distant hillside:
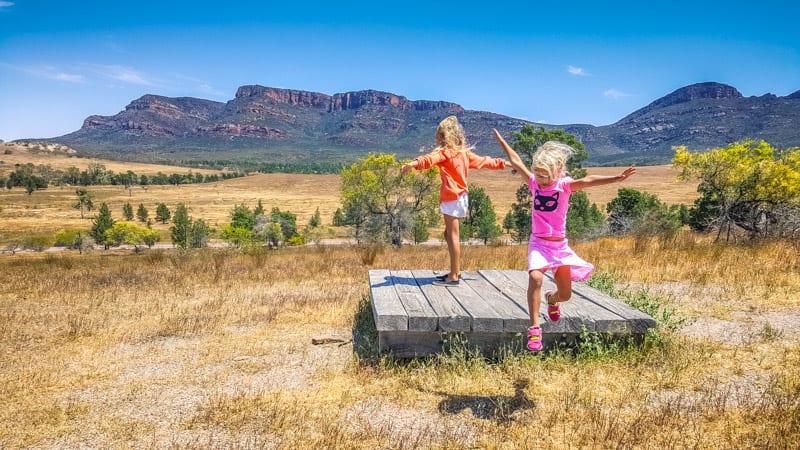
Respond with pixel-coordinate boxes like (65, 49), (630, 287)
(43, 82), (800, 166)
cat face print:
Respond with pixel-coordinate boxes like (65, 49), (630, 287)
(534, 190), (559, 212)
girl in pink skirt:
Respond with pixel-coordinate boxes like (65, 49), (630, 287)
(493, 129), (636, 351)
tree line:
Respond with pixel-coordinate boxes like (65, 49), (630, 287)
(8, 127), (797, 253)
(1, 162), (245, 195)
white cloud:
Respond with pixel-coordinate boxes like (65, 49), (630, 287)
(89, 64), (156, 86)
(567, 65), (589, 76)
(603, 89), (632, 99)
(0, 2), (15, 8)
(7, 64), (85, 83)
(52, 73), (85, 83)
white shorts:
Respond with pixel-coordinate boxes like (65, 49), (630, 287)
(440, 192), (469, 218)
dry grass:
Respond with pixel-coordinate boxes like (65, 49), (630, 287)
(1, 237), (798, 449)
(1, 142), (222, 175)
(6, 151), (795, 448)
(1, 153), (697, 247)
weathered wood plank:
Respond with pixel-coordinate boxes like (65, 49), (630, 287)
(477, 269), (530, 315)
(410, 270), (471, 332)
(467, 271), (529, 332)
(379, 331), (523, 358)
(368, 269), (408, 331)
(379, 330), (576, 358)
(570, 282), (657, 333)
(391, 270), (438, 332)
(440, 271), (504, 333)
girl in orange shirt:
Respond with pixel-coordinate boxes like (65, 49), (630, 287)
(402, 116), (507, 286)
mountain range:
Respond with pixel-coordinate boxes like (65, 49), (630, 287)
(46, 82), (800, 166)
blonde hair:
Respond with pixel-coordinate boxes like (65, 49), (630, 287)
(532, 141), (574, 179)
(435, 116), (470, 153)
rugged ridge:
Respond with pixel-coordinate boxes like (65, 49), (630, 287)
(50, 82), (800, 166)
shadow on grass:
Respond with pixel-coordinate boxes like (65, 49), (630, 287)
(352, 294), (381, 360)
(435, 379), (535, 422)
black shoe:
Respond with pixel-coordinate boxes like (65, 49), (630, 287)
(435, 272), (450, 280)
(432, 279), (459, 287)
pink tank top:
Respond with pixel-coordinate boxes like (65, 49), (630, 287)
(529, 175), (573, 238)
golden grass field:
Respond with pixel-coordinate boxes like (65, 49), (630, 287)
(2, 145), (799, 448)
(0, 142), (699, 247)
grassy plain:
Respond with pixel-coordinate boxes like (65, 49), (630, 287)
(3, 148), (798, 448)
(0, 143), (699, 247)
(1, 238), (798, 448)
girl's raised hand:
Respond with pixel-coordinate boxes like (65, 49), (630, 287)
(619, 166), (636, 180)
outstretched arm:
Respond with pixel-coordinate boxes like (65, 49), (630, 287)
(401, 159), (418, 173)
(401, 150), (446, 173)
(570, 166), (636, 191)
(492, 129), (531, 181)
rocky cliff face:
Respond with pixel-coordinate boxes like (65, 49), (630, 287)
(53, 82), (800, 165)
(573, 82), (800, 164)
(82, 95), (226, 137)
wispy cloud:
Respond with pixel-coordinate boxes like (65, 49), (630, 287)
(567, 65), (589, 76)
(51, 72), (85, 83)
(5, 64), (85, 83)
(0, 2), (15, 9)
(88, 64), (157, 86)
(603, 89), (632, 99)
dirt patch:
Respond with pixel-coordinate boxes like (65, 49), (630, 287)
(341, 398), (479, 447)
(681, 311), (800, 345)
(50, 326), (356, 448)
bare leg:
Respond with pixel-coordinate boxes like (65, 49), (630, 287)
(528, 269), (544, 327)
(443, 214), (460, 281)
(549, 265), (573, 304)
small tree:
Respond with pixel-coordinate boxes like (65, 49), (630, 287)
(155, 203), (171, 224)
(464, 185), (502, 244)
(105, 222), (159, 250)
(674, 141), (800, 241)
(189, 219), (211, 248)
(170, 203), (192, 249)
(269, 207), (298, 244)
(309, 207), (321, 228)
(254, 199), (265, 217)
(136, 203), (149, 223)
(341, 153), (439, 246)
(332, 208), (346, 226)
(567, 191), (605, 239)
(606, 188), (683, 238)
(411, 215), (430, 244)
(263, 221), (284, 248)
(230, 204), (257, 230)
(73, 188), (94, 219)
(122, 203), (134, 221)
(90, 203), (114, 249)
(221, 224), (256, 249)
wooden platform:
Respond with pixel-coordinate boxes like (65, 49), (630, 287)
(369, 269), (657, 357)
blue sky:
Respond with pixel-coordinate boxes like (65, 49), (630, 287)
(1, 0), (798, 141)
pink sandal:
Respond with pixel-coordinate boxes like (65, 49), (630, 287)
(545, 290), (560, 322)
(527, 326), (543, 352)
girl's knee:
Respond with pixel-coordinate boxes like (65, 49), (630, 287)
(528, 270), (544, 287)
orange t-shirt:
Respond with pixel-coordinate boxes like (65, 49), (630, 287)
(414, 148), (506, 203)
